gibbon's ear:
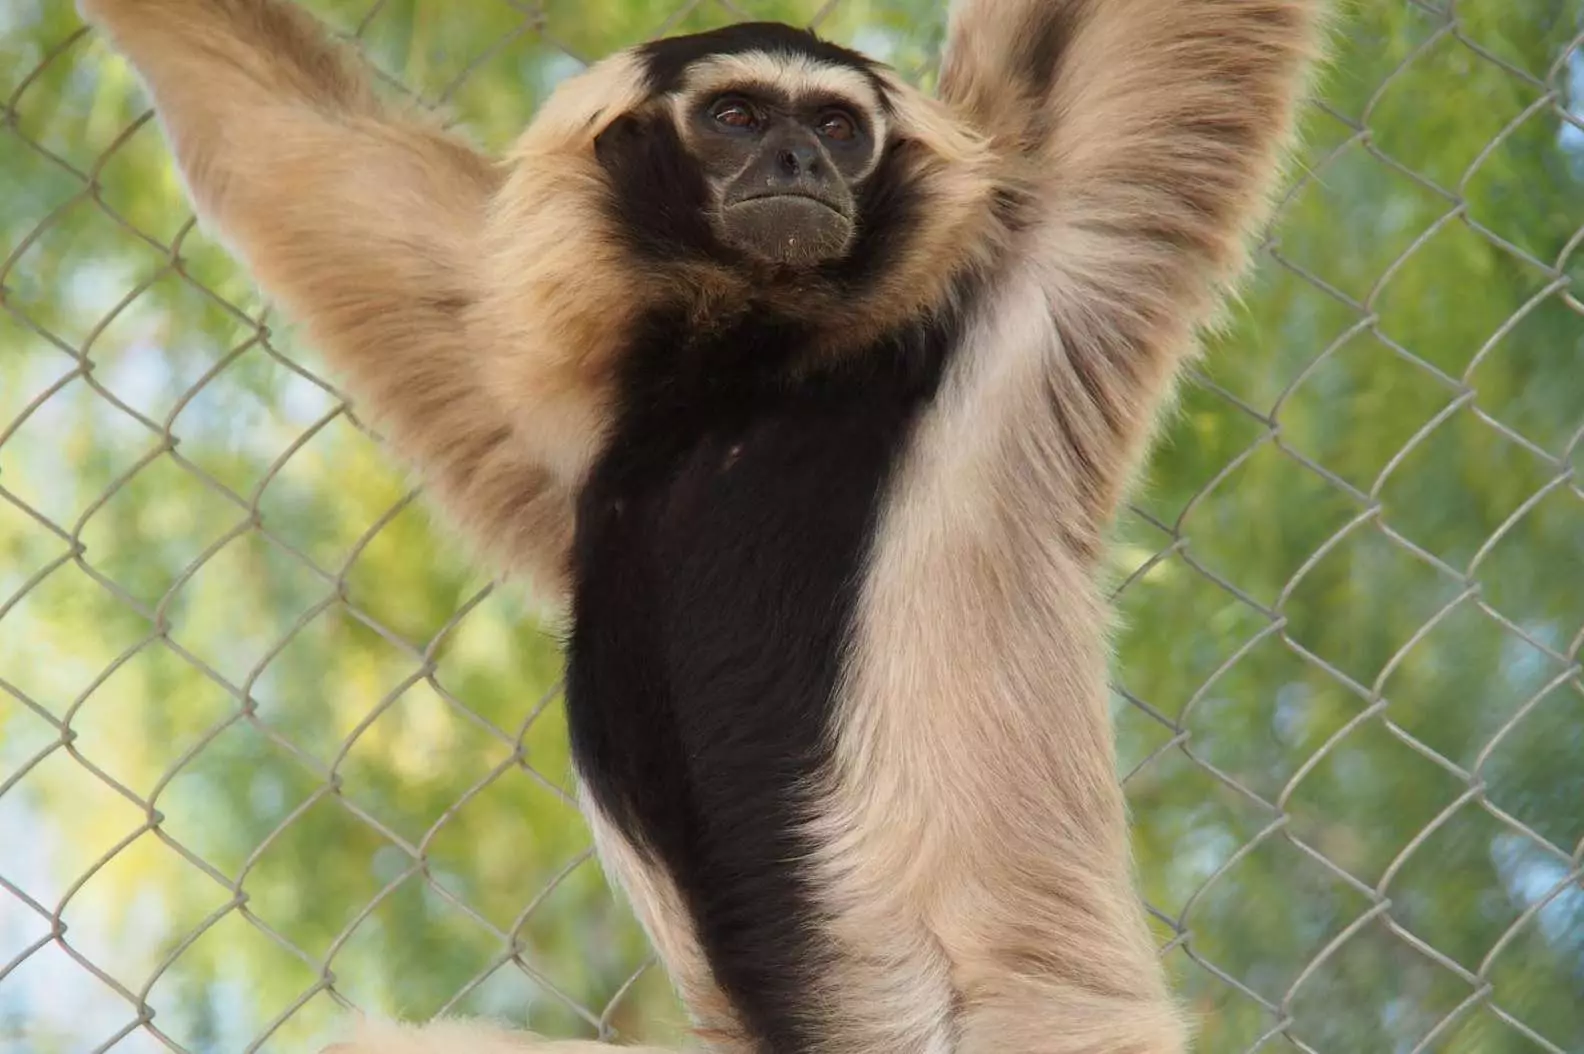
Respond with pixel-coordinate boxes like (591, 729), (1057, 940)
(593, 113), (647, 166)
(79, 0), (581, 602)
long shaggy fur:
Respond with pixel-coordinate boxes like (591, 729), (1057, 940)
(78, 0), (1329, 1051)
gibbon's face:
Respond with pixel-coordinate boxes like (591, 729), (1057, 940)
(595, 24), (894, 274)
(684, 85), (877, 267)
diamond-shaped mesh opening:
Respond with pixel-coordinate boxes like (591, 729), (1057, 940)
(3, 0), (1581, 1052)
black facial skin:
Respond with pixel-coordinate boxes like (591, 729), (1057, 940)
(690, 89), (876, 268)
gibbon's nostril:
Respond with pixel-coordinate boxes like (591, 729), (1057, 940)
(775, 144), (824, 180)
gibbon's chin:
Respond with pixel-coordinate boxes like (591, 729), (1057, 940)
(721, 195), (853, 268)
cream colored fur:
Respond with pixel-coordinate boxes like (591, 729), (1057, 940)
(77, 0), (1330, 1050)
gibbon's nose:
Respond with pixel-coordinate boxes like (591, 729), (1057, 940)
(776, 141), (821, 177)
(761, 125), (826, 187)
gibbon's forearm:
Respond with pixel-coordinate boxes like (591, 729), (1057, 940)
(942, 0), (1327, 535)
(80, 0), (578, 598)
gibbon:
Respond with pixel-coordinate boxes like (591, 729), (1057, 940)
(79, 0), (1328, 1051)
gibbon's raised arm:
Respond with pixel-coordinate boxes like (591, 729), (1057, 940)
(940, 0), (1326, 542)
(80, 0), (579, 598)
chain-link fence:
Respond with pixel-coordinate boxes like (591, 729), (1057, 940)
(2, 1), (1582, 1052)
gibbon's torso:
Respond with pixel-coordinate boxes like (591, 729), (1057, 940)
(564, 302), (964, 1044)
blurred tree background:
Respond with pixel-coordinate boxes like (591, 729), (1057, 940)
(1, 0), (1580, 1051)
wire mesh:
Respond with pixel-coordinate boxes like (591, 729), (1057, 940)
(1, 1), (1581, 1052)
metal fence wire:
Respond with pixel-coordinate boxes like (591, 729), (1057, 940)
(2, 1), (1582, 1052)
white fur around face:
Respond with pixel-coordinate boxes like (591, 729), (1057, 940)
(683, 53), (885, 123)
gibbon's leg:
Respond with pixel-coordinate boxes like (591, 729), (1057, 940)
(579, 796), (753, 1047)
(325, 1019), (677, 1053)
(317, 799), (752, 1054)
(78, 0), (577, 598)
(939, 0), (1329, 550)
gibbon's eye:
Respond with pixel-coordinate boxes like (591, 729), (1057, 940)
(710, 97), (758, 130)
(816, 109), (858, 142)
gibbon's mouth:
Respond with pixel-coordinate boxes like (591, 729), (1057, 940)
(719, 194), (855, 267)
(730, 191), (850, 219)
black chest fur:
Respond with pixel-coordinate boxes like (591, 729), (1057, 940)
(564, 309), (952, 1051)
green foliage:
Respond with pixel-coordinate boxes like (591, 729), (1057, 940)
(1, 1), (1580, 1052)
